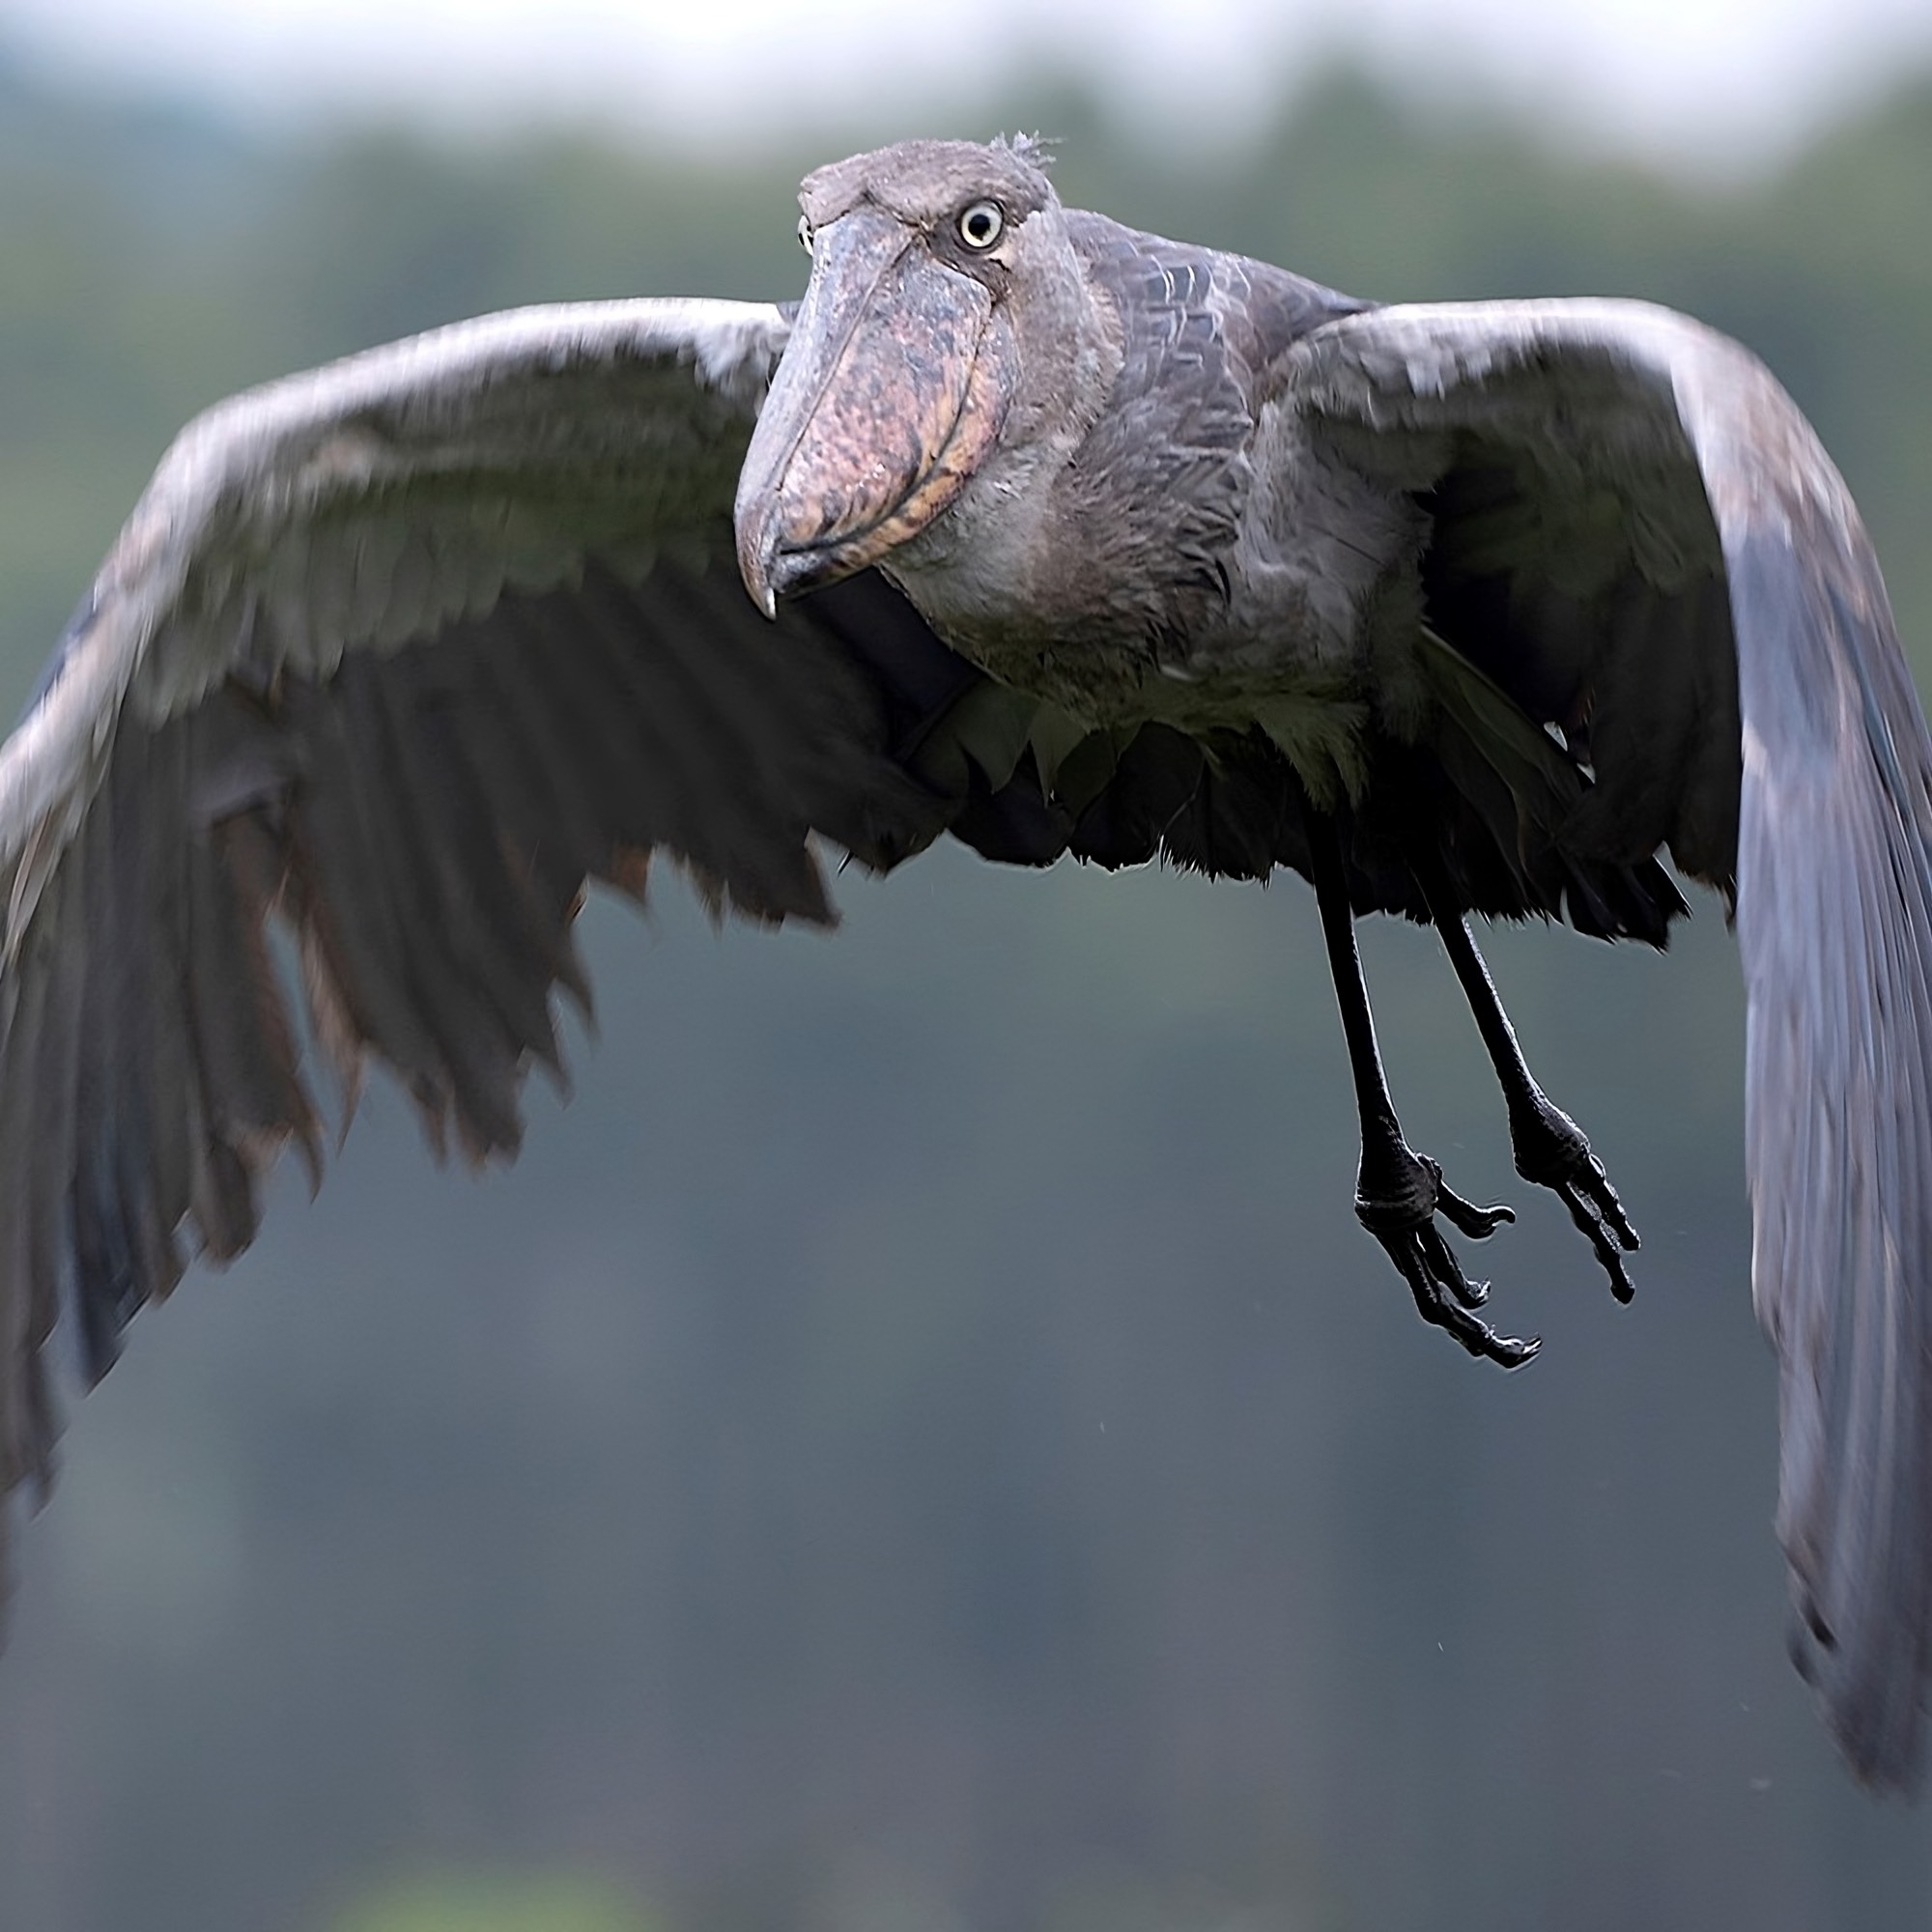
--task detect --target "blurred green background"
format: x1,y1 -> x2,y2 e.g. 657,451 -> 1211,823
2,35 -> 1932,1932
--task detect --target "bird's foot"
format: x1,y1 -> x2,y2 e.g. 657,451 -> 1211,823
1355,1144 -> 1538,1369
1508,1094 -> 1639,1304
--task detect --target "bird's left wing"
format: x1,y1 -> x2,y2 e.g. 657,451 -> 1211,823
0,298 -> 961,1608
1282,297 -> 1932,1786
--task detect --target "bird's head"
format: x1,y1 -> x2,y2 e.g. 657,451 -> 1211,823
734,137 -> 1116,619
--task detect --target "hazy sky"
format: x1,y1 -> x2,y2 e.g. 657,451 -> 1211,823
7,0 -> 1932,170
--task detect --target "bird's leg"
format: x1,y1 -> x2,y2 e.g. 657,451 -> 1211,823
1307,812 -> 1538,1368
1412,858 -> 1639,1304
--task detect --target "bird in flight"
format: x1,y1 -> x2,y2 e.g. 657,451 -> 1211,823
0,135 -> 1926,1788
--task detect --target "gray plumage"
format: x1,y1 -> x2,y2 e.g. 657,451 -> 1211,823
1,136 -> 1926,1790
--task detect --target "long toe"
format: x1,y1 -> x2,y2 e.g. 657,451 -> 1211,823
1372,1224 -> 1540,1371
1352,1136 -> 1534,1366
1510,1098 -> 1639,1299
1558,1180 -> 1637,1302
1434,1171 -> 1515,1241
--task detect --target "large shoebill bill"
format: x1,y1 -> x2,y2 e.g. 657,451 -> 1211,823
0,135 -> 1925,1786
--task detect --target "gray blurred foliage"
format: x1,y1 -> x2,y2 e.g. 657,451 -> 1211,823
335,1869 -> 667,1931
2,42 -> 1932,1932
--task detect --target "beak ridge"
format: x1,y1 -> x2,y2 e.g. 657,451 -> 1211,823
733,206 -> 1007,614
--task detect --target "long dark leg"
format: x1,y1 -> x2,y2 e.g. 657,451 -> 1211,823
1412,857 -> 1640,1303
1308,812 -> 1539,1368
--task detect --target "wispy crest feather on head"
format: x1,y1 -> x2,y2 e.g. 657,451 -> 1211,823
996,132 -> 1057,167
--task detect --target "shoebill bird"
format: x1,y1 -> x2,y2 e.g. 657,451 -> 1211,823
0,136 -> 1927,1787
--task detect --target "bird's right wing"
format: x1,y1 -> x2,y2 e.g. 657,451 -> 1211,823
0,297 -> 971,1614
1286,298 -> 1932,1787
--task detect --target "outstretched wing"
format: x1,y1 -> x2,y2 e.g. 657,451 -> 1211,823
0,297 -> 977,1614
1286,298 -> 1932,1787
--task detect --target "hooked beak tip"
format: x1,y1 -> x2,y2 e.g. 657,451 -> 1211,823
734,501 -> 782,620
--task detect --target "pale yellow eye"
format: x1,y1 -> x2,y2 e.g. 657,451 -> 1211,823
956,200 -> 1004,251
797,215 -> 814,255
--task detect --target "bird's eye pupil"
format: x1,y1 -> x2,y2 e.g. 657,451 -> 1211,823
798,216 -> 814,255
957,201 -> 1004,250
